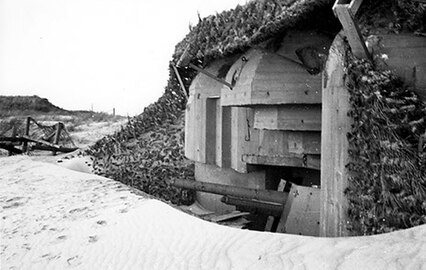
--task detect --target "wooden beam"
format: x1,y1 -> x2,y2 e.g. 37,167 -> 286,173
31,145 -> 78,153
320,34 -> 351,237
22,117 -> 31,153
254,105 -> 322,131
52,123 -> 62,155
276,185 -> 295,233
276,185 -> 321,236
22,135 -> 61,149
348,0 -> 363,15
171,65 -> 188,100
264,179 -> 288,231
333,1 -> 370,59
189,63 -> 233,89
242,153 -> 320,170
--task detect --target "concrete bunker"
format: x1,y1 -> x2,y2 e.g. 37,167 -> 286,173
173,0 -> 426,237
183,30 -> 333,236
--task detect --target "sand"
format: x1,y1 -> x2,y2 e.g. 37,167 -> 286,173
1,156 -> 425,270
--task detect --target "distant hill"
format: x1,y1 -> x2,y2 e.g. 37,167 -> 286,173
0,95 -> 70,116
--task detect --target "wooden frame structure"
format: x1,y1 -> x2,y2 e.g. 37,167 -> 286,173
0,117 -> 78,156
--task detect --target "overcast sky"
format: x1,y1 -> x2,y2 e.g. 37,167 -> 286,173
0,0 -> 247,116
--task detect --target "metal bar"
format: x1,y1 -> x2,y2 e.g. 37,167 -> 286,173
189,63 -> 233,89
168,179 -> 288,204
171,65 -> 188,100
221,196 -> 284,217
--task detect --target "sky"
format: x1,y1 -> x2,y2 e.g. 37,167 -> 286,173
0,0 -> 248,116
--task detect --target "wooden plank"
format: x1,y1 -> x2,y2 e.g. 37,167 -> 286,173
53,123 -> 62,156
251,52 -> 323,104
210,211 -> 250,223
320,33 -> 351,237
333,3 -> 370,59
265,179 -> 287,232
254,105 -> 321,131
22,117 -> 31,153
242,154 -> 320,170
31,145 -> 78,153
184,94 -> 196,160
256,129 -> 286,157
22,135 -> 61,149
215,98 -> 223,167
171,64 -> 188,100
250,130 -> 321,158
276,185 -> 320,236
193,95 -> 206,163
288,132 -> 321,154
276,185 -> 295,233
230,107 -> 259,173
250,88 -> 322,105
348,0 -> 363,15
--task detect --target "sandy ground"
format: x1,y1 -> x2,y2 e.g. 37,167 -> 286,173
1,156 -> 426,270
69,120 -> 127,148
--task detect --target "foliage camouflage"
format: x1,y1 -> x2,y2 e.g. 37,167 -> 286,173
344,0 -> 426,234
345,55 -> 426,235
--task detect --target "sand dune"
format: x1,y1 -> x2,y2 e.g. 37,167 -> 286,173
1,156 -> 425,269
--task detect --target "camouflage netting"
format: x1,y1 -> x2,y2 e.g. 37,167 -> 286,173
174,0 -> 338,67
346,56 -> 426,235
358,0 -> 426,35
87,68 -> 196,205
343,0 -> 426,235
